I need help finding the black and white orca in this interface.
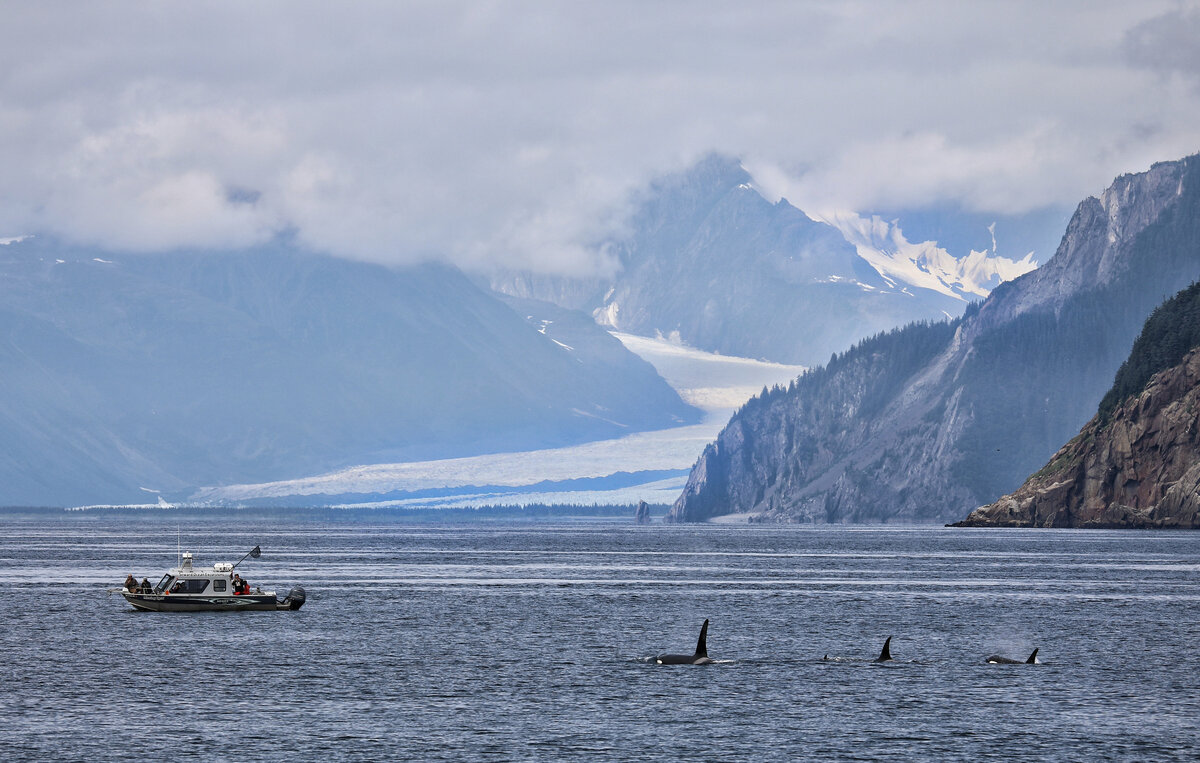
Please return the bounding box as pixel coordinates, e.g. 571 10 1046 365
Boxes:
655 619 714 665
986 648 1039 665
822 636 895 663
874 636 894 662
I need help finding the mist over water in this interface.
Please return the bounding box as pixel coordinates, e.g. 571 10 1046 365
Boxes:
1 520 1197 760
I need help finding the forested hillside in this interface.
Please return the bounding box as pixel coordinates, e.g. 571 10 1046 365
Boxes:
1098 280 1200 422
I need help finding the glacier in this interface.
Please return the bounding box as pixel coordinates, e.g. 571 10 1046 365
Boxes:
189 333 806 509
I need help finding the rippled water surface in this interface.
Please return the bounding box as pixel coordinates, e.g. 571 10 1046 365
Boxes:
1 519 1198 760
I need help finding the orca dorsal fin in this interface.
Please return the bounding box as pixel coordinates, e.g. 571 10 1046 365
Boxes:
878 636 893 661
695 619 710 659
1026 648 1039 664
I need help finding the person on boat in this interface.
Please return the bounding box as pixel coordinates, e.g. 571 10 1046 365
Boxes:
139 577 151 593
232 574 244 594
124 574 137 591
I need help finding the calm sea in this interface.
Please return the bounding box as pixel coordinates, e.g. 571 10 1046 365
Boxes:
0 519 1197 761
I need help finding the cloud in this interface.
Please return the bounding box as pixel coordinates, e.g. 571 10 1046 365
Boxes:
749 126 1089 215
41 105 288 251
1124 7 1200 82
1 2 1198 275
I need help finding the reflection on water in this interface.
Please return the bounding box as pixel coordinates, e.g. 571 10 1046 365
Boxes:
1 520 1197 760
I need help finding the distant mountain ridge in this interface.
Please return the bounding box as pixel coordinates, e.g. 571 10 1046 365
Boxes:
494 154 1037 365
0 239 698 506
818 210 1037 301
668 154 1200 524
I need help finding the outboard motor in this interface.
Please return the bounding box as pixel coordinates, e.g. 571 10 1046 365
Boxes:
278 585 306 611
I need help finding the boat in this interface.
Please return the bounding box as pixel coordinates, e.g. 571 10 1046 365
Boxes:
120 545 306 612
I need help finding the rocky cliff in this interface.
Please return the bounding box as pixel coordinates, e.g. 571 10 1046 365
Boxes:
956 347 1200 528
669 154 1200 524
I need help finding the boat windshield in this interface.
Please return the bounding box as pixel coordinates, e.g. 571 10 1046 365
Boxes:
173 579 210 594
156 574 173 593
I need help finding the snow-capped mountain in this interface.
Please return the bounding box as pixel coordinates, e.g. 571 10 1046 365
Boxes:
494 155 1042 366
817 210 1037 301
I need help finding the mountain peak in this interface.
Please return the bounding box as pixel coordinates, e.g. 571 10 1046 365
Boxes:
684 152 753 189
644 153 753 207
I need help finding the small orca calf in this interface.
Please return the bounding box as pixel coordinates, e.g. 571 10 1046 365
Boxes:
655 619 714 665
986 648 1039 665
874 636 894 662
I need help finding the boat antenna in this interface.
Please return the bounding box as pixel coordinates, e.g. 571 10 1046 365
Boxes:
232 545 262 570
177 526 181 568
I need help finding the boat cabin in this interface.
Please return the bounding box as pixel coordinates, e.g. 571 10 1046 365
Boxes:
153 553 257 596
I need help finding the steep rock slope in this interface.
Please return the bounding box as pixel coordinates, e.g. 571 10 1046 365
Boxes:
957 350 1200 528
0 240 698 506
957 284 1200 528
669 155 1200 523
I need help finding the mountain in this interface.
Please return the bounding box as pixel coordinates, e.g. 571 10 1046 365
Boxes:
0 238 698 506
668 154 1200 524
493 154 1037 365
956 282 1200 528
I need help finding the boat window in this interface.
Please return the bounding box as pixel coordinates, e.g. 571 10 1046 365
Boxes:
213 579 227 592
174 579 210 594
156 574 174 593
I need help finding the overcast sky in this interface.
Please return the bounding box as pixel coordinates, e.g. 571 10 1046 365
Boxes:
2 1 1199 275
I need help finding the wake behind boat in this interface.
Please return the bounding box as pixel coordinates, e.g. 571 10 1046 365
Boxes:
119 545 305 612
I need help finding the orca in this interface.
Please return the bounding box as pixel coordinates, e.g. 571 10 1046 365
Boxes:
986 648 1039 665
655 619 714 665
873 636 894 662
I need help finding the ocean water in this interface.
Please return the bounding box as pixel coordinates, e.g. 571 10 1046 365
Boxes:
1 519 1197 761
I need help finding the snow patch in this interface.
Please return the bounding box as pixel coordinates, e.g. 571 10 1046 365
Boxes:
814 210 1037 300
593 301 620 328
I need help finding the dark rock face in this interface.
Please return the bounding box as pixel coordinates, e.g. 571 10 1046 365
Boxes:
635 500 651 524
669 155 1200 524
956 348 1200 528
